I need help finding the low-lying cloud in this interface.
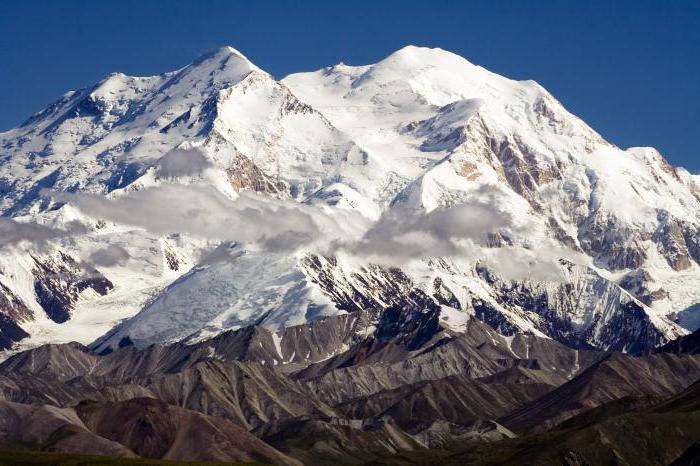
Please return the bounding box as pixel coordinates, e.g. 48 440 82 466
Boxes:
346 202 516 263
35 182 582 283
335 196 578 282
154 148 212 179
89 244 131 267
478 243 589 283
46 185 367 254
0 218 86 251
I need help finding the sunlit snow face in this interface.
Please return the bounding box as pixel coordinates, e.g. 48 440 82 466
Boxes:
0 46 609 286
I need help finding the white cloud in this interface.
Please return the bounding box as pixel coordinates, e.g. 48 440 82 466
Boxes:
89 244 131 267
41 182 584 283
46 185 366 254
154 148 212 179
0 218 86 251
343 198 520 264
478 243 589 283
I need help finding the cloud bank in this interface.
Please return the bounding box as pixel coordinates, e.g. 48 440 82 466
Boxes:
154 148 213 179
35 182 581 282
89 244 131 267
0 218 86 251
46 185 368 254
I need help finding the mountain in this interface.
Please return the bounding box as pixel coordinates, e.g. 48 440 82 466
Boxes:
0 311 600 462
0 397 300 464
376 371 700 465
656 327 700 354
1 45 699 360
499 352 700 433
1 312 699 465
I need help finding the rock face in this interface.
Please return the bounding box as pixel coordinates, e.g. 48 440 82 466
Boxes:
0 250 113 350
0 44 699 358
31 252 113 324
0 283 31 350
656 328 700 355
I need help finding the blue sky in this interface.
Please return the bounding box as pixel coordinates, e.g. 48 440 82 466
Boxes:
1 0 698 170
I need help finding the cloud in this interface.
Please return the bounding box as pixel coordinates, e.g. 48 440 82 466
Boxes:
0 218 86 251
333 187 586 282
40 182 584 283
45 185 367 254
89 244 131 267
344 198 521 265
196 242 242 266
478 243 589 283
154 148 212 179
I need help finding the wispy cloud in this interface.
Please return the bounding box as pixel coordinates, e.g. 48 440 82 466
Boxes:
154 148 212 179
45 185 367 254
345 202 516 263
37 182 582 282
89 244 131 267
0 218 86 251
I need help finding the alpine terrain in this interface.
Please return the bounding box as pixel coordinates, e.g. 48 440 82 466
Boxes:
0 45 699 464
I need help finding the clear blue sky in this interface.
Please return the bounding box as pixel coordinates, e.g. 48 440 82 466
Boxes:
1 0 698 170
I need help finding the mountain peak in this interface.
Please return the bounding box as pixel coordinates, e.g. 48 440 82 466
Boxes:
380 45 477 69
389 44 451 57
205 45 251 61
1 42 699 362
191 45 256 69
167 45 260 92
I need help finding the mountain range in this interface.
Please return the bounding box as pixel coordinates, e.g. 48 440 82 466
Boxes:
1 309 700 463
0 45 699 464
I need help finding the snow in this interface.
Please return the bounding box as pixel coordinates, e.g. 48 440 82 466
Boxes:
678 304 700 332
438 305 471 333
0 44 698 355
93 248 341 350
271 330 284 360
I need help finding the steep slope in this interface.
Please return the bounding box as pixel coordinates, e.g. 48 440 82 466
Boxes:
0 45 697 357
500 352 700 433
284 46 700 281
656 327 700 354
0 398 300 465
0 47 256 213
285 45 700 325
0 45 374 354
0 399 136 458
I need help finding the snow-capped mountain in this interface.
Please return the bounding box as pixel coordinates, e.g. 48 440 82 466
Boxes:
1 45 698 357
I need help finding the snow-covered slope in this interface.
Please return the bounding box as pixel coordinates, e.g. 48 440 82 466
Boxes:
284 45 700 322
1 45 698 357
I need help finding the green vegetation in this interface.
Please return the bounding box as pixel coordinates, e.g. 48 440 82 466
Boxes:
0 448 266 466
